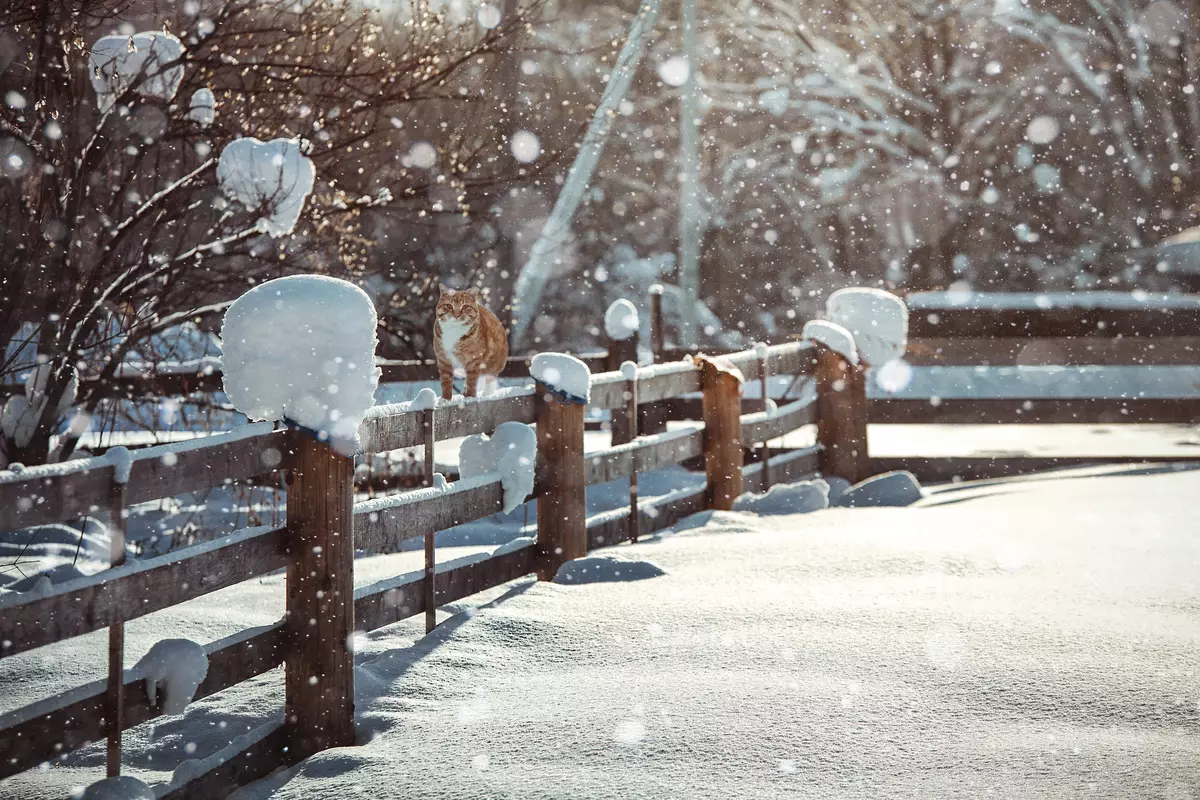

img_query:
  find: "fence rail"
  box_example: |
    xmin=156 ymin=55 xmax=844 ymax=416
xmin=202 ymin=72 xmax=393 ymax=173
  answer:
xmin=3 ymin=292 xmax=1199 ymax=797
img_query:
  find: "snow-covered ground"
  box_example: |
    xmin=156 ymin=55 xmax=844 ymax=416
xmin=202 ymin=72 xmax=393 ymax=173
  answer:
xmin=5 ymin=464 xmax=1199 ymax=798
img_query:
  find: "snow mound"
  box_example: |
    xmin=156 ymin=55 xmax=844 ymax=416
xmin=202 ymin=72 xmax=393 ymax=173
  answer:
xmin=458 ymin=422 xmax=537 ymax=513
xmin=134 ymin=638 xmax=209 ymax=716
xmin=217 ymin=137 xmax=315 ymax=237
xmin=554 ymin=552 xmax=666 ymax=584
xmin=88 ymin=32 xmax=184 ymax=112
xmin=412 ymin=387 xmax=438 ymax=411
xmin=825 ymin=287 xmax=908 ymax=367
xmin=80 ymin=775 xmax=155 ymax=800
xmin=836 ymin=471 xmax=924 ymax=508
xmin=107 ymin=445 xmax=133 ymax=484
xmin=604 ymin=299 xmax=640 ymax=341
xmin=733 ymin=479 xmax=830 ymax=515
xmin=491 ymin=535 xmax=536 ymax=557
xmin=188 ymin=87 xmax=215 ymax=127
xmin=221 ymin=275 xmax=380 ymax=451
xmin=802 ymin=319 xmax=859 ymax=365
xmin=531 ymin=352 xmax=591 ymax=404
xmin=620 ymin=360 xmax=638 ymax=381
xmin=1 ymin=362 xmax=78 ymax=448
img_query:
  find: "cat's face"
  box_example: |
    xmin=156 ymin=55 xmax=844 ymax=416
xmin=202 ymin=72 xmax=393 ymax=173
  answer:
xmin=437 ymin=287 xmax=481 ymax=326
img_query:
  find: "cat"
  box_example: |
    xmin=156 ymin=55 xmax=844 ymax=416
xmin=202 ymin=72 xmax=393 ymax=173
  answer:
xmin=433 ymin=286 xmax=509 ymax=400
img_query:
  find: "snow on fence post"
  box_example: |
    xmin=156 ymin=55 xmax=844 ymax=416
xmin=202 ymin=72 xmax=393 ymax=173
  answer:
xmin=105 ymin=448 xmax=131 ymax=777
xmin=531 ymin=354 xmax=590 ymax=580
xmin=697 ymin=356 xmax=744 ymax=511
xmin=605 ymin=299 xmax=640 ymax=445
xmin=814 ymin=344 xmax=869 ymax=484
xmin=284 ymin=429 xmax=356 ymax=757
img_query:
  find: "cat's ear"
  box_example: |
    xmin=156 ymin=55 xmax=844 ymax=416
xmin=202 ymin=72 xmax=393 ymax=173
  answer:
xmin=466 ymin=287 xmax=481 ymax=299
xmin=438 ymin=283 xmax=450 ymax=295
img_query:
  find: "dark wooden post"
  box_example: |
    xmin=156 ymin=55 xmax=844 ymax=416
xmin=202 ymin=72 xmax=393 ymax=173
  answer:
xmin=422 ymin=410 xmax=436 ymax=633
xmin=534 ymin=384 xmax=587 ymax=581
xmin=284 ymin=430 xmax=356 ymax=759
xmin=606 ymin=332 xmax=639 ymax=446
xmin=105 ymin=476 xmax=127 ymax=777
xmin=641 ymin=286 xmax=669 ymax=437
xmin=698 ymin=356 xmax=744 ymax=510
xmin=814 ymin=344 xmax=869 ymax=484
xmin=758 ymin=348 xmax=771 ymax=492
xmin=625 ymin=368 xmax=640 ymax=542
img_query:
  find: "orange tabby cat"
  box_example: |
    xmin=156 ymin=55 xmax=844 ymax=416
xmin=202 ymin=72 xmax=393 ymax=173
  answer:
xmin=434 ymin=286 xmax=509 ymax=399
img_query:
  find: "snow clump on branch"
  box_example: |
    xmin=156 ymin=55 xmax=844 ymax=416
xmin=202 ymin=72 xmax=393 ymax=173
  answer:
xmin=217 ymin=137 xmax=315 ymax=237
xmin=88 ymin=32 xmax=185 ymax=112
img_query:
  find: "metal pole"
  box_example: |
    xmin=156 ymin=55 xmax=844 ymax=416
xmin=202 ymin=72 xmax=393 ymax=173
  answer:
xmin=677 ymin=0 xmax=701 ymax=346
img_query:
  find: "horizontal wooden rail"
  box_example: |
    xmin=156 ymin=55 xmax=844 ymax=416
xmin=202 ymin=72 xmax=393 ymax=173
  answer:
xmin=741 ymin=445 xmax=821 ymax=491
xmin=586 ymin=486 xmax=708 ymax=550
xmin=0 ymin=424 xmax=288 ymax=532
xmin=590 ymin=362 xmax=700 ymax=409
xmin=353 ymin=476 xmax=507 ymax=553
xmin=723 ymin=341 xmax=815 ymax=382
xmin=0 ymin=525 xmax=287 ymax=659
xmin=741 ymin=397 xmax=817 ymax=444
xmin=358 ymin=389 xmax=536 ymax=454
xmin=354 ymin=544 xmax=536 ymax=634
xmin=906 ymin=302 xmax=1200 ymax=338
xmin=868 ymin=397 xmax=1200 ymax=425
xmin=158 ymin=720 xmax=287 ymax=800
xmin=378 ymin=353 xmax=608 ymax=383
xmin=905 ymin=336 xmax=1200 ymax=366
xmin=0 ymin=623 xmax=286 ymax=780
xmin=584 ymin=428 xmax=705 ymax=486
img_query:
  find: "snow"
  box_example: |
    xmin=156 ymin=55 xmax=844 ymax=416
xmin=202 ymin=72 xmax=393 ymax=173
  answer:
xmin=836 ymin=471 xmax=924 ymax=507
xmin=133 ymin=638 xmax=209 ymax=717
xmin=88 ymin=32 xmax=184 ymax=112
xmin=620 ymin=361 xmax=638 ymax=382
xmin=187 ymin=88 xmax=215 ymax=127
xmin=553 ymin=552 xmax=666 ymax=584
xmin=732 ymin=479 xmax=830 ymax=515
xmin=220 ymin=275 xmax=380 ymax=450
xmin=604 ymin=299 xmax=640 ymax=341
xmin=825 ymin=287 xmax=908 ymax=368
xmin=107 ymin=445 xmax=133 ymax=485
xmin=216 ymin=138 xmax=316 ymax=237
xmin=412 ymin=387 xmax=438 ymax=411
xmin=530 ymin=352 xmax=591 ymax=404
xmin=457 ymin=422 xmax=536 ymax=514
xmin=1 ymin=362 xmax=78 ymax=448
xmin=802 ymin=319 xmax=859 ymax=365
xmin=491 ymin=535 xmax=536 ymax=557
xmin=80 ymin=775 xmax=155 ymax=800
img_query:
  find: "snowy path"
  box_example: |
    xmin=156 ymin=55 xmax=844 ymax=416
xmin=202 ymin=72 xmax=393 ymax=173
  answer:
xmin=234 ymin=465 xmax=1199 ymax=799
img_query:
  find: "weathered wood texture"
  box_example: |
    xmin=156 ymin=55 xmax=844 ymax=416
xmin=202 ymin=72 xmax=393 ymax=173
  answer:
xmin=742 ymin=446 xmax=821 ymax=492
xmin=741 ymin=398 xmax=817 ymax=445
xmin=868 ymin=397 xmax=1200 ymax=425
xmin=699 ymin=357 xmax=744 ymax=511
xmin=649 ymin=290 xmax=664 ymax=360
xmin=907 ymin=303 xmax=1200 ymax=338
xmin=377 ymin=354 xmax=607 ymax=383
xmin=353 ymin=545 xmax=536 ymax=634
xmin=0 ymin=623 xmax=287 ymax=780
xmin=589 ymin=364 xmax=700 ymax=409
xmin=869 ymin=455 xmax=1200 ymax=484
xmin=0 ymin=526 xmax=287 ymax=659
xmin=358 ymin=391 xmax=536 ymax=453
xmin=0 ymin=428 xmax=289 ymax=532
xmin=815 ymin=345 xmax=870 ymax=483
xmin=535 ymin=388 xmax=587 ymax=580
xmin=905 ymin=336 xmax=1200 ymax=366
xmin=159 ymin=722 xmax=289 ymax=800
xmin=584 ymin=428 xmax=705 ymax=486
xmin=353 ymin=479 xmax=506 ymax=553
xmin=586 ymin=486 xmax=709 ymax=550
xmin=105 ymin=480 xmax=127 ymax=777
xmin=283 ymin=434 xmax=355 ymax=758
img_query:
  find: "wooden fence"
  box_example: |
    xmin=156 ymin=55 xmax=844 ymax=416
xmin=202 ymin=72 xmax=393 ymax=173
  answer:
xmin=0 ymin=339 xmax=838 ymax=799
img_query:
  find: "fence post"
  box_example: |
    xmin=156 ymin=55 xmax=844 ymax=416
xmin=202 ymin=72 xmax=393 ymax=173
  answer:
xmin=814 ymin=344 xmax=869 ymax=484
xmin=534 ymin=385 xmax=587 ymax=581
xmin=422 ymin=409 xmax=436 ymax=633
xmin=698 ymin=356 xmax=744 ymax=510
xmin=284 ymin=430 xmax=356 ymax=759
xmin=105 ymin=476 xmax=127 ymax=777
xmin=606 ymin=330 xmax=639 ymax=446
xmin=758 ymin=348 xmax=771 ymax=492
xmin=641 ymin=286 xmax=669 ymax=437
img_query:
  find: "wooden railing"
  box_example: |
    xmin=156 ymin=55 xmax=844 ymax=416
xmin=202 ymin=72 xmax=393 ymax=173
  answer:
xmin=0 ymin=339 xmax=834 ymax=799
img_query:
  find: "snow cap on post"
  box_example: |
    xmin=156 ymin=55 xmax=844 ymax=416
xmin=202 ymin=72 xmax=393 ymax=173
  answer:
xmin=802 ymin=319 xmax=859 ymax=365
xmin=458 ymin=422 xmax=537 ymax=513
xmin=824 ymin=288 xmax=908 ymax=368
xmin=221 ymin=275 xmax=380 ymax=453
xmin=531 ymin=352 xmax=591 ymax=404
xmin=217 ymin=137 xmax=315 ymax=238
xmin=604 ymin=298 xmax=640 ymax=341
